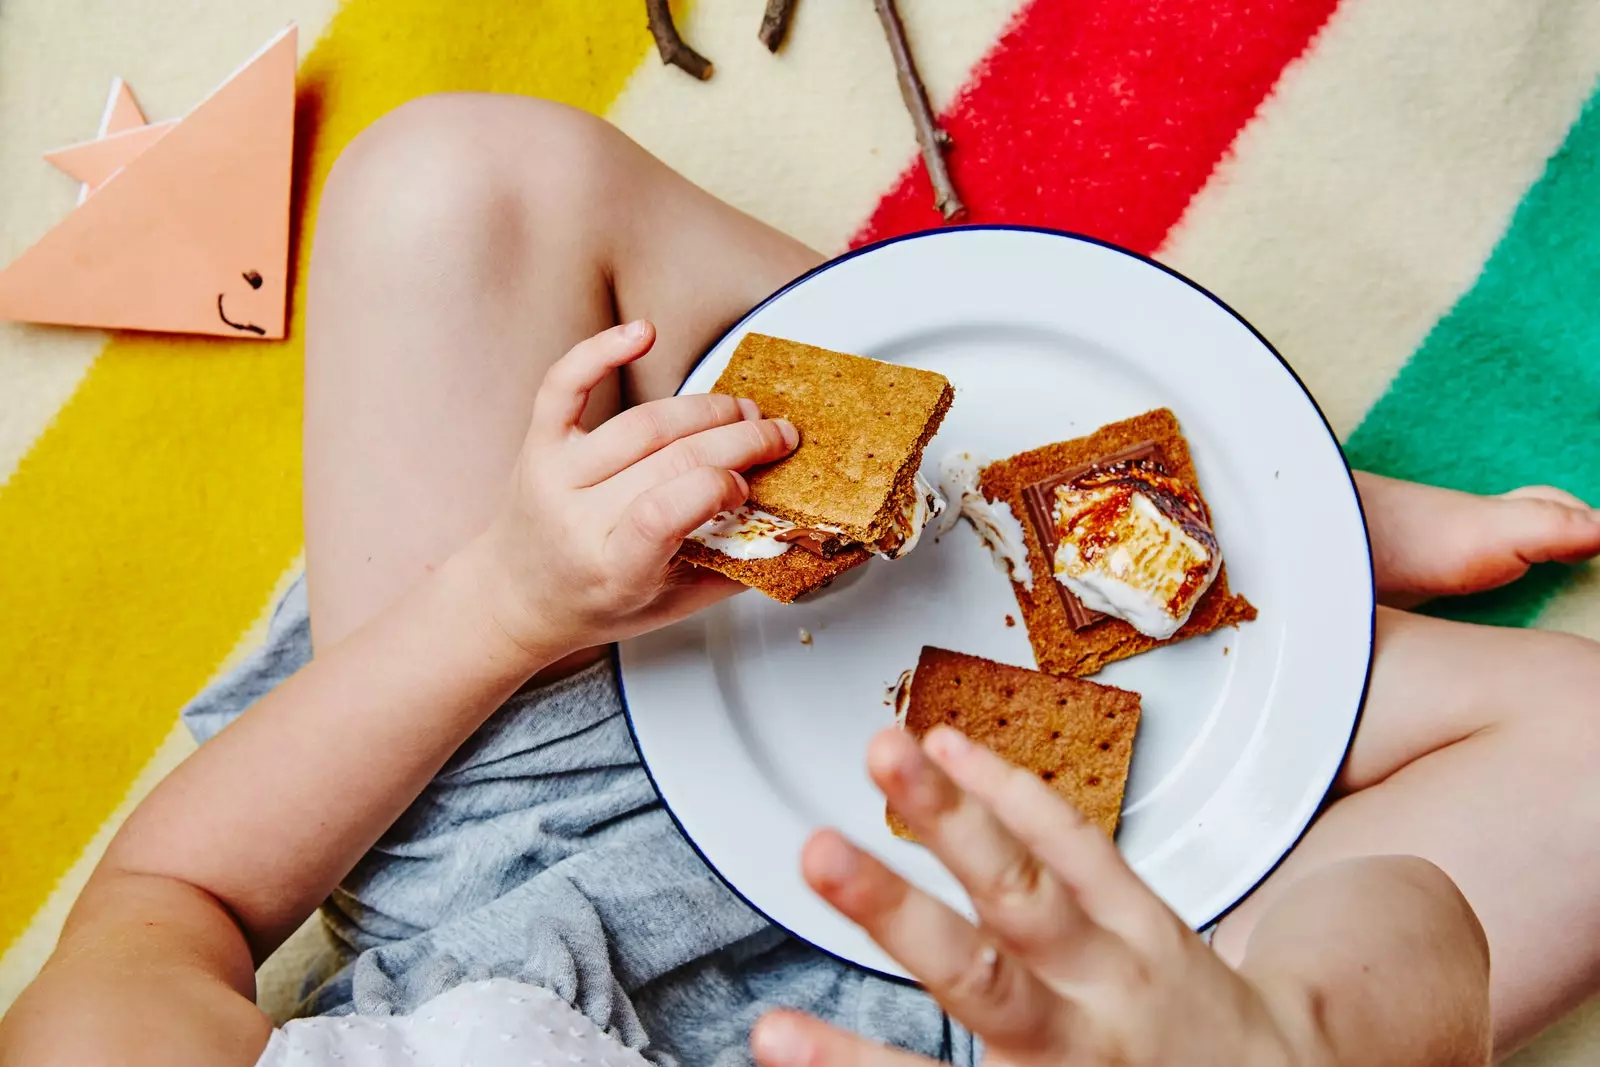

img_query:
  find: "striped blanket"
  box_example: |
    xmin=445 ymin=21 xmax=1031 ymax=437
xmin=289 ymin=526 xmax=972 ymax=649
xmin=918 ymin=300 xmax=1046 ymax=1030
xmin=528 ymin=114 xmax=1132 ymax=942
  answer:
xmin=1 ymin=1 xmax=1596 ymax=1058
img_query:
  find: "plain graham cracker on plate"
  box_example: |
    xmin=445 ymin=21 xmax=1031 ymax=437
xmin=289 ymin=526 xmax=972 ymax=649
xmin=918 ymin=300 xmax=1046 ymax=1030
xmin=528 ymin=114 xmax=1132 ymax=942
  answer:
xmin=675 ymin=333 xmax=954 ymax=603
xmin=981 ymin=408 xmax=1256 ymax=678
xmin=887 ymin=648 xmax=1141 ymax=839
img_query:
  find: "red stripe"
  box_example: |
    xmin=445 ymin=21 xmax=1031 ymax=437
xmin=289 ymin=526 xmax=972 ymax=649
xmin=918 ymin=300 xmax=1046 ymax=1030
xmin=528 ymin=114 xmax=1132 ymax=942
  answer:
xmin=853 ymin=0 xmax=1340 ymax=253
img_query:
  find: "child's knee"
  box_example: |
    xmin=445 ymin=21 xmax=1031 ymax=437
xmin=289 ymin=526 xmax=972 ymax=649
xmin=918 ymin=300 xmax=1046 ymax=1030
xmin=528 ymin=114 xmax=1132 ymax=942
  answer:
xmin=316 ymin=93 xmax=623 ymax=273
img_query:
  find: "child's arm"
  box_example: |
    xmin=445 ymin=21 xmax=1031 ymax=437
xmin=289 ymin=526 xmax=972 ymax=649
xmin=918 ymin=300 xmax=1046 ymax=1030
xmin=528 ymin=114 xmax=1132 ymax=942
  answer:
xmin=753 ymin=726 xmax=1492 ymax=1067
xmin=0 ymin=322 xmax=797 ymax=1067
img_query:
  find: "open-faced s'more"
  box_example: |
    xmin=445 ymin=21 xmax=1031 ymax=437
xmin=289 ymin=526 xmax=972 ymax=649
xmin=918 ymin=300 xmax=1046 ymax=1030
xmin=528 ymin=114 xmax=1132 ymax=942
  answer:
xmin=887 ymin=647 xmax=1141 ymax=839
xmin=947 ymin=409 xmax=1256 ymax=677
xmin=675 ymin=333 xmax=955 ymax=603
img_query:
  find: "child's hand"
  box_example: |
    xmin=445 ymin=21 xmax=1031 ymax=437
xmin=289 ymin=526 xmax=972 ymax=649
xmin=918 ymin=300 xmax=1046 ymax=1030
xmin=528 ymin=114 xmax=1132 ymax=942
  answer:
xmin=469 ymin=321 xmax=797 ymax=662
xmin=753 ymin=726 xmax=1320 ymax=1067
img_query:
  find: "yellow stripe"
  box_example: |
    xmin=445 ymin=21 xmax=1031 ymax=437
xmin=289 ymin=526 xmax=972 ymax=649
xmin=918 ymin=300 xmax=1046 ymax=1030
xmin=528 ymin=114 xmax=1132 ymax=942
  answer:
xmin=0 ymin=0 xmax=655 ymax=955
xmin=0 ymin=727 xmax=198 ymax=1008
xmin=0 ymin=559 xmax=303 ymax=1013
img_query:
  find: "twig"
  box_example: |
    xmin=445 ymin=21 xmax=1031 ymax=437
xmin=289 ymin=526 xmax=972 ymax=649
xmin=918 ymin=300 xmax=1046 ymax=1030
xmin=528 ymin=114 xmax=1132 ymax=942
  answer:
xmin=872 ymin=0 xmax=964 ymax=220
xmin=645 ymin=0 xmax=712 ymax=80
xmin=759 ymin=0 xmax=798 ymax=52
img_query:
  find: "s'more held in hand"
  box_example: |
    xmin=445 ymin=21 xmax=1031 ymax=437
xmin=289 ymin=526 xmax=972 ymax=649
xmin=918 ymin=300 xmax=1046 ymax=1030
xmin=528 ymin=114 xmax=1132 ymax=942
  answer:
xmin=886 ymin=647 xmax=1141 ymax=839
xmin=943 ymin=408 xmax=1256 ymax=677
xmin=675 ymin=333 xmax=955 ymax=603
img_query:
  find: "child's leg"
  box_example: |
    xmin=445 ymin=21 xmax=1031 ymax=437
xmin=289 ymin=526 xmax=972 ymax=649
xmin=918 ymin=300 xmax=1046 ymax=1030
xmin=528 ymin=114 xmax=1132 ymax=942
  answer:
xmin=302 ymin=93 xmax=1599 ymax=1057
xmin=303 ymin=93 xmax=820 ymax=650
xmin=1215 ymin=482 xmax=1600 ymax=1056
xmin=293 ymin=96 xmax=971 ymax=1061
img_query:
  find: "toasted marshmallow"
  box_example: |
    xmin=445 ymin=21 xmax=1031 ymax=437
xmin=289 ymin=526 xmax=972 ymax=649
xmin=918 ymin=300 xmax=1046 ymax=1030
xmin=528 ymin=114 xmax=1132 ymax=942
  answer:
xmin=939 ymin=450 xmax=1035 ymax=590
xmin=687 ymin=506 xmax=805 ymax=560
xmin=887 ymin=668 xmax=915 ymax=726
xmin=1050 ymin=462 xmax=1219 ymax=640
xmin=933 ymin=452 xmax=972 ymax=536
xmin=688 ymin=474 xmax=943 ymax=563
xmin=874 ymin=472 xmax=946 ymax=560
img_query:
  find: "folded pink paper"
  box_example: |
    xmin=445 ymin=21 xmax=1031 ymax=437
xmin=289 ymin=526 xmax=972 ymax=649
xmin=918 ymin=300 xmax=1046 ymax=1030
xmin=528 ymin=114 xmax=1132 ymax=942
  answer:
xmin=103 ymin=77 xmax=148 ymax=136
xmin=44 ymin=121 xmax=178 ymax=193
xmin=0 ymin=25 xmax=297 ymax=339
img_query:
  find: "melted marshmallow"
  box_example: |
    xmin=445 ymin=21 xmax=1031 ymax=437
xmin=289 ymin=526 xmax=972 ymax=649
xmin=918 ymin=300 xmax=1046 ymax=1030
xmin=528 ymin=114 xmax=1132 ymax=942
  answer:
xmin=687 ymin=474 xmax=943 ymax=563
xmin=938 ymin=451 xmax=1035 ymax=590
xmin=875 ymin=473 xmax=946 ymax=560
xmin=1052 ymin=481 xmax=1219 ymax=640
xmin=686 ymin=506 xmax=810 ymax=560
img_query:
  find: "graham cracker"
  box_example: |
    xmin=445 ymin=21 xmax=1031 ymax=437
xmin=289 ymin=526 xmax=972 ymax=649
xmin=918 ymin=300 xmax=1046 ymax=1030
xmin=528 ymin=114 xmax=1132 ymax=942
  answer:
xmin=887 ymin=647 xmax=1140 ymax=839
xmin=981 ymin=409 xmax=1256 ymax=678
xmin=676 ymin=540 xmax=869 ymax=604
xmin=713 ymin=333 xmax=954 ymax=542
xmin=673 ymin=333 xmax=954 ymax=601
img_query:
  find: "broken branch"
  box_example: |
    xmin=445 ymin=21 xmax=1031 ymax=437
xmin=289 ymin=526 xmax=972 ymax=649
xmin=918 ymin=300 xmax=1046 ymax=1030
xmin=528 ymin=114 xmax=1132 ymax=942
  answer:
xmin=872 ymin=0 xmax=965 ymax=221
xmin=759 ymin=0 xmax=798 ymax=52
xmin=646 ymin=0 xmax=713 ymax=80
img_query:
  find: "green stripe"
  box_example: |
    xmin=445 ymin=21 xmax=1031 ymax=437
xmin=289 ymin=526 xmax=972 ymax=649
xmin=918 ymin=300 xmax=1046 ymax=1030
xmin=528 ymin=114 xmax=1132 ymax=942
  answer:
xmin=1344 ymin=86 xmax=1600 ymax=628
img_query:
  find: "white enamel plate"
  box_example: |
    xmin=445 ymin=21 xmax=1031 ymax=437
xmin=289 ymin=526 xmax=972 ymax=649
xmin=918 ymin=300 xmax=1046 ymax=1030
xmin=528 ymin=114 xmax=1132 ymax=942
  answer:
xmin=619 ymin=227 xmax=1373 ymax=980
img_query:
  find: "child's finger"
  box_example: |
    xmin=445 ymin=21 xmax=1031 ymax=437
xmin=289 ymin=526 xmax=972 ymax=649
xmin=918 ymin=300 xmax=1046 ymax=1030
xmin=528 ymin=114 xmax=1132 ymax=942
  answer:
xmin=528 ymin=321 xmax=656 ymax=445
xmin=570 ymin=393 xmax=759 ymax=487
xmin=642 ymin=564 xmax=747 ymax=623
xmin=802 ymin=828 xmax=1076 ymax=1056
xmin=869 ymin=728 xmax=1127 ymax=988
xmin=601 ymin=417 xmax=797 ymax=503
xmin=751 ymin=1011 xmax=940 ymax=1067
xmin=921 ymin=727 xmax=1164 ymax=946
xmin=605 ymin=464 xmax=749 ymax=581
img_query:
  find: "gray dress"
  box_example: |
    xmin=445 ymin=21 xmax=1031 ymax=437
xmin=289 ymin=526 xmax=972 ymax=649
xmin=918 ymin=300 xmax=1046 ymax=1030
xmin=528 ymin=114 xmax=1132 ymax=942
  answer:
xmin=183 ymin=575 xmax=978 ymax=1067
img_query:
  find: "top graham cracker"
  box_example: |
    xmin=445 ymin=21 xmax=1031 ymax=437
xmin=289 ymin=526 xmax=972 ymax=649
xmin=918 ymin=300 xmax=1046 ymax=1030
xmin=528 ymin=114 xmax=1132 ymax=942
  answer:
xmin=710 ymin=333 xmax=954 ymax=542
xmin=889 ymin=647 xmax=1141 ymax=838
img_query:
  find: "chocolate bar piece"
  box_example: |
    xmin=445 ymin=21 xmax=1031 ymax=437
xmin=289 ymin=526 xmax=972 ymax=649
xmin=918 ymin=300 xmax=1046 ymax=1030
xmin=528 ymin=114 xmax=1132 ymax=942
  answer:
xmin=1019 ymin=441 xmax=1165 ymax=630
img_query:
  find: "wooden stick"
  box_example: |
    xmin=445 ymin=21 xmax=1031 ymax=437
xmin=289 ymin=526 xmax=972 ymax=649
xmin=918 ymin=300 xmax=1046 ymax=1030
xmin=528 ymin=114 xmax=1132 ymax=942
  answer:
xmin=759 ymin=0 xmax=798 ymax=52
xmin=872 ymin=0 xmax=965 ymax=220
xmin=645 ymin=0 xmax=713 ymax=80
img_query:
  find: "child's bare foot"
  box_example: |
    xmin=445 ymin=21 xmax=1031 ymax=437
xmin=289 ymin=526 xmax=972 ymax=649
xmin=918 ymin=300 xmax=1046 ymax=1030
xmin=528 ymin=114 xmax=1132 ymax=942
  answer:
xmin=1355 ymin=472 xmax=1600 ymax=607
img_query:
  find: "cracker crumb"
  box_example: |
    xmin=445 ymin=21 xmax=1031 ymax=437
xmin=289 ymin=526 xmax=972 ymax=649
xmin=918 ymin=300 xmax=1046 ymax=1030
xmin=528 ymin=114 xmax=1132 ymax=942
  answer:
xmin=798 ymin=628 xmax=813 ymax=646
xmin=1005 ymin=614 xmax=1017 ymax=628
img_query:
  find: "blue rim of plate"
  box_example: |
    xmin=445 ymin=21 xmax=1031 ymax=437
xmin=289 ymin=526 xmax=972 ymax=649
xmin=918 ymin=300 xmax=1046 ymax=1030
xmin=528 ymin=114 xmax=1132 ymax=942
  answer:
xmin=615 ymin=222 xmax=1376 ymax=985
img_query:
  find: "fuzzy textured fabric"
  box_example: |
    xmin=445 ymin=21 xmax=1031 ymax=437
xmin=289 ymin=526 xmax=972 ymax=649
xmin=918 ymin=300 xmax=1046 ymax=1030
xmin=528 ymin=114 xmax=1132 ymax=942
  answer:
xmin=2 ymin=2 xmax=1598 ymax=1062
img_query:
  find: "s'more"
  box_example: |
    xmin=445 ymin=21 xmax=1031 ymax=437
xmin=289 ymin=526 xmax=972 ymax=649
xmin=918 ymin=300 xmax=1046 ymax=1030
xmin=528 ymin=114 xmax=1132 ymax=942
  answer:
xmin=675 ymin=333 xmax=955 ymax=603
xmin=944 ymin=409 xmax=1256 ymax=677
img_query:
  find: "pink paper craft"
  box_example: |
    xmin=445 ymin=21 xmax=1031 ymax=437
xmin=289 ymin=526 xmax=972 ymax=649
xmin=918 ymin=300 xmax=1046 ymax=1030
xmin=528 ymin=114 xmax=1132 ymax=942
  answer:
xmin=0 ymin=25 xmax=297 ymax=340
xmin=44 ymin=122 xmax=178 ymax=193
xmin=103 ymin=77 xmax=148 ymax=136
xmin=47 ymin=77 xmax=162 ymax=203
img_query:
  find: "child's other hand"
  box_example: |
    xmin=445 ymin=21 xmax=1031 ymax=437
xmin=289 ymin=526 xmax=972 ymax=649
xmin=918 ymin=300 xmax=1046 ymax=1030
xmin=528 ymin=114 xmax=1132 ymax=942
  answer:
xmin=753 ymin=727 xmax=1318 ymax=1067
xmin=469 ymin=321 xmax=796 ymax=662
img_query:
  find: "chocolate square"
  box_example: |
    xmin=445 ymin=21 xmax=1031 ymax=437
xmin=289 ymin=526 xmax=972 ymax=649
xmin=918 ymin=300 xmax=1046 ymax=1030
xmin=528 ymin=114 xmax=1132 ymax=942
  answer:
xmin=1019 ymin=441 xmax=1166 ymax=631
